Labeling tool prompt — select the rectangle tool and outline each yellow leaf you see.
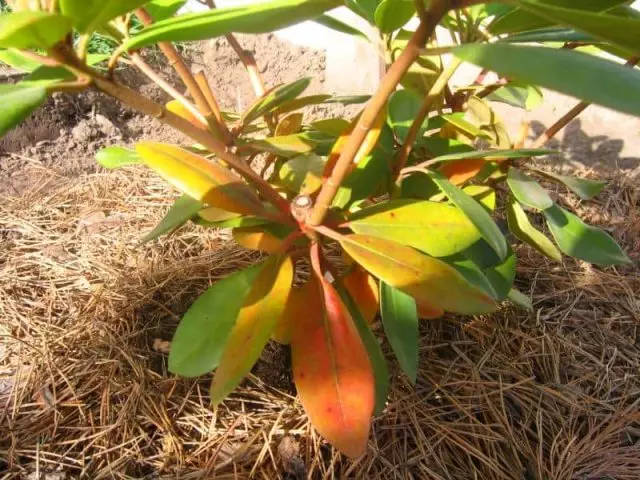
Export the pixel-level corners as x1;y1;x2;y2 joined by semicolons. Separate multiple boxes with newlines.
343;267;379;324
275;112;303;136
233;226;283;253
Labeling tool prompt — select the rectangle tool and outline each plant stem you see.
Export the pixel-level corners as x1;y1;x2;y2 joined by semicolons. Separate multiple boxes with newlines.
204;0;266;97
308;0;452;226
532;56;639;148
194;71;234;144
393;57;462;181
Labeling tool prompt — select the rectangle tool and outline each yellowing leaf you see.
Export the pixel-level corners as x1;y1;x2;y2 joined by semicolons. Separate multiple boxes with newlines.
343;267;379;324
273;280;315;344
439;158;485;186
323;107;386;178
340;235;497;315
279;153;325;195
292;276;374;458
416;300;444;320
210;255;294;404
135;142;264;216
197;205;241;223
233;226;284;253
166;100;208;130
275;112;303;136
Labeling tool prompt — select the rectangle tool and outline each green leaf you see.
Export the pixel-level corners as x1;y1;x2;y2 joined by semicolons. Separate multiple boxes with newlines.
314;14;369;42
347;199;482;258
465;96;511;148
61;0;149;33
0;84;46;138
374;0;414;33
387;89;424;143
544;205;630;265
125;0;341;49
337;280;389;415
511;0;640;56
243;131;335;157
508;288;533;310
487;82;543;111
507;167;554;210
279;153;325;195
460;240;516;301
95;146;143;169
499;27;596;44
0;48;41;72
346;0;379;23
141;194;204;244
380;282;418;384
310;118;351;136
210;255;293;404
0;12;72;49
428;148;554;165
453;44;640;117
428;171;508;260
168;262;263;377
533;169;606;200
506;198;562;262
145;0;186;21
462;185;496;212
242;77;311;125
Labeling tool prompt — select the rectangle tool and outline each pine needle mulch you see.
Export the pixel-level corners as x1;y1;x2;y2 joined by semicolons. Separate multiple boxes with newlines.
1;167;639;479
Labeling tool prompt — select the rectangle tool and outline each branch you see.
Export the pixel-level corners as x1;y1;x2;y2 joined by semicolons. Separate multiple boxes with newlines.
532;56;639;148
308;0;452;226
393;57;462;180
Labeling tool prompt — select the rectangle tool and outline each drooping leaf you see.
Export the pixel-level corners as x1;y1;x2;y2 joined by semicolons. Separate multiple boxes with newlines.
347;199;481;258
336;279;389;415
343;266;379;325
374;0;414;33
60;0;148;33
453;44;640;117
95;146;142;169
506;197;562;262
279;153;325;195
210;254;294;403
242;78;311;126
292;275;374;458
507;167;554;210
387;89;424;143
135;142;264;216
340;234;497;314
168;263;263;377
125;0;341;49
428;171;508;260
314;14;369;42
140;194;203;244
379;281;418;384
145;0;186;21
544;205;630;266
232;226;284;253
511;0;640;56
0;12;72;49
166;100;207;130
533;169;606;201
0;83;46;137
487;82;543;111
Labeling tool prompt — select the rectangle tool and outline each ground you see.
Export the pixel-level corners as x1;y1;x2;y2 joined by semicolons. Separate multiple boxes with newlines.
1;35;640;479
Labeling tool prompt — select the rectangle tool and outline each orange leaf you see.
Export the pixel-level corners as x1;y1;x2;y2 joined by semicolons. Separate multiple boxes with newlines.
166;100;208;131
439;158;485;185
233;226;283;253
323;107;385;178
416;300;444;320
292;275;374;458
210;255;294;404
272;280;314;344
135;142;264;216
343;267;379;324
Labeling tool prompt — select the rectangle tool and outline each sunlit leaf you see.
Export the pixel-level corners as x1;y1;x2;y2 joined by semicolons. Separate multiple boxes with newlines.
272;94;331;116
242;78;311;125
340;235;497;314
427;148;555;165
0;48;41;72
273;280;315;344
168;263;263;377
196;205;242;223
429;171;508;260
0;11;72;49
343;267;379;324
292;275;374;458
465;96;510;148
275;112;303;136
210;255;294;403
347;199;481;258
507;167;554;210
534;169;606;200
126;0;341;49
462;185;496;212
145;0;186;21
374;0;414;33
135;142;264;215
310;118;351;136
233;226;284;253
0;83;46;137
346;0;379;22
387;89;424;143
279;153;325;194
499;27;596;44
314;14;369;41
166;100;207;130
453;44;640;117
140;194;203;244
487;82;543;111
439;159;485;186
61;0;148;33
380;281;418;384
244;131;335;157
95;146;142;169
506;198;562;262
544;205;630;266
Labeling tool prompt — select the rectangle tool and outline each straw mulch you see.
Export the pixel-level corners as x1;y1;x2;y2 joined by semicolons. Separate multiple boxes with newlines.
1;166;639;479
